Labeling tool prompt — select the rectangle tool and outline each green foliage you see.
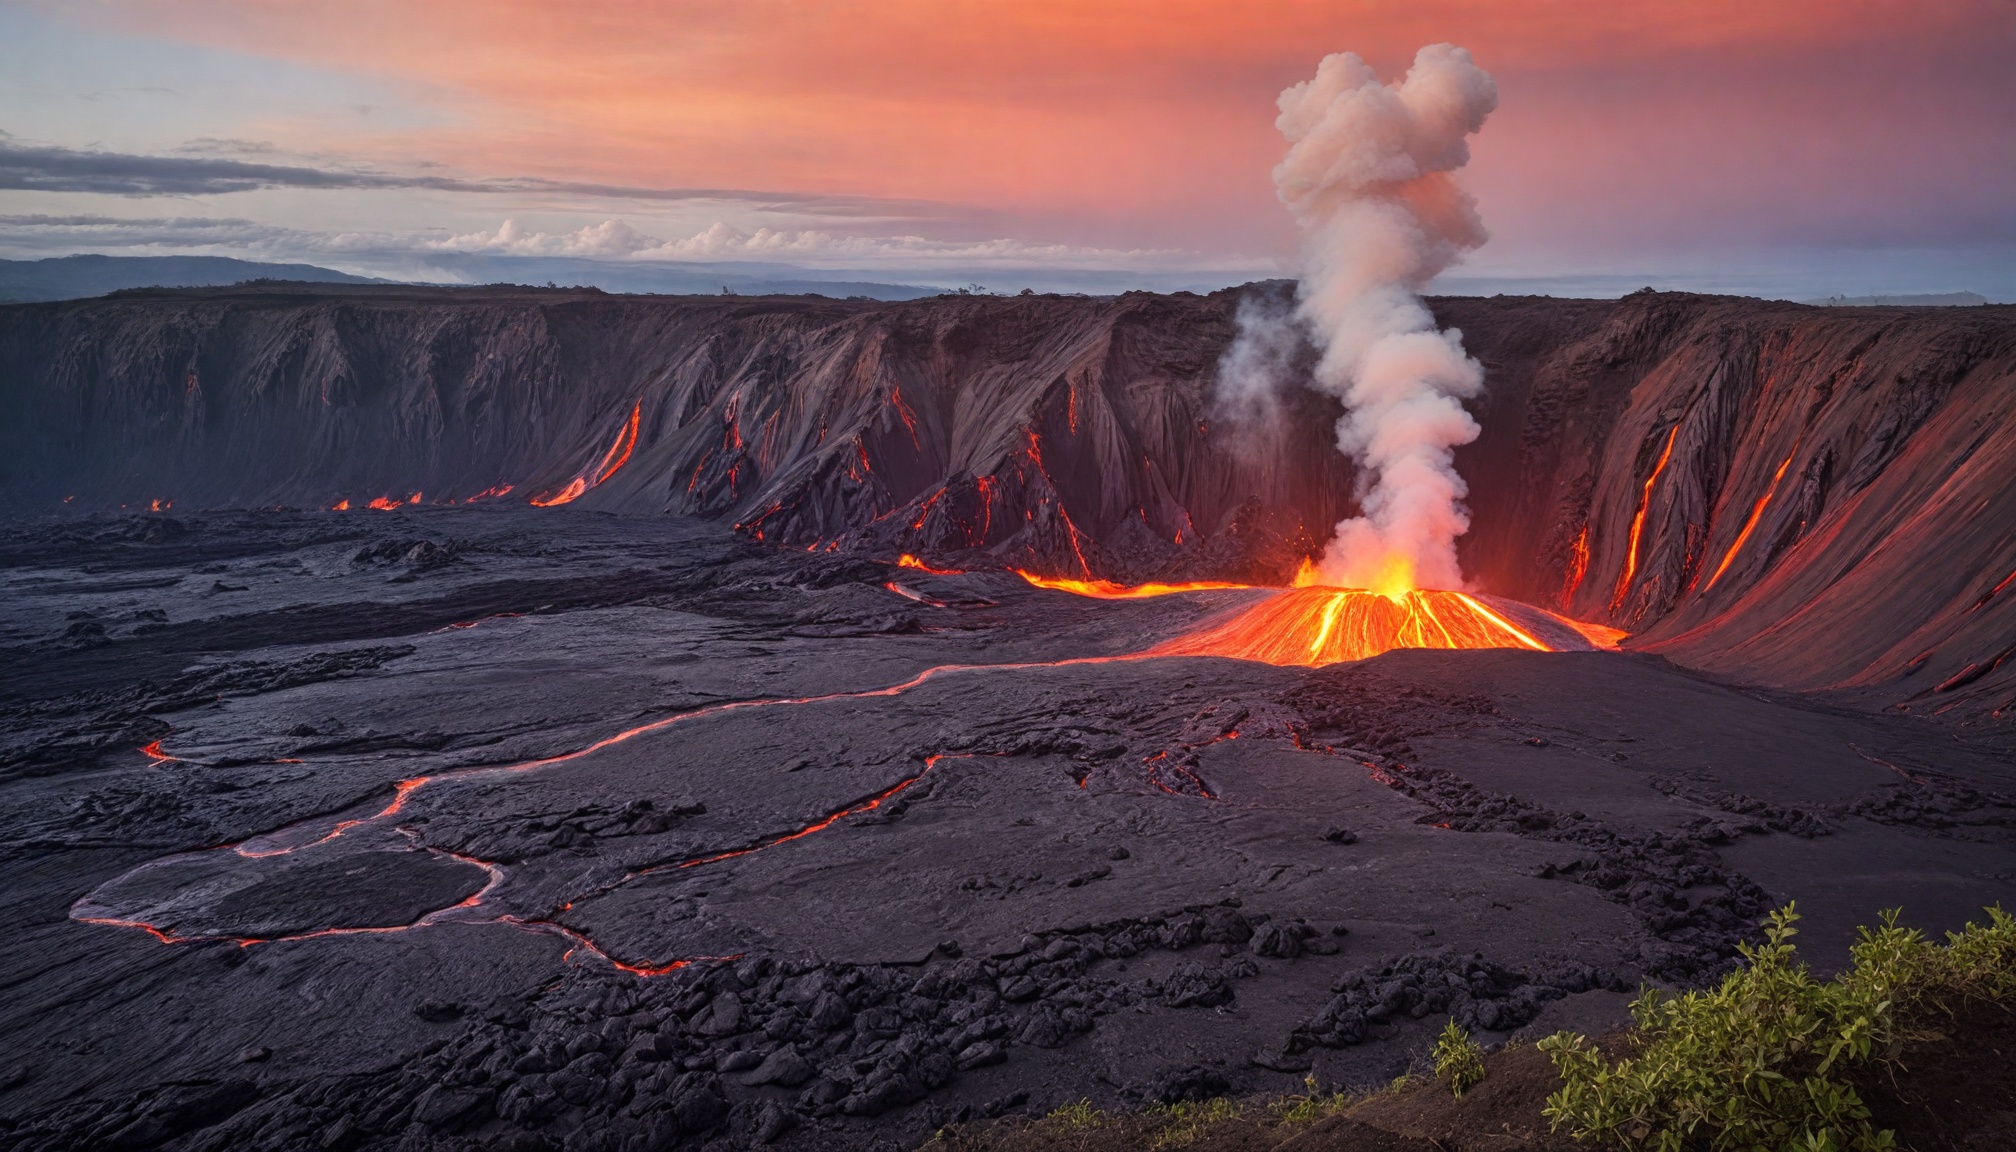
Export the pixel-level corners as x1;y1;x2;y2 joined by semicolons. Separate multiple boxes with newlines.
1040;1098;1110;1132
1539;902;2016;1151
1268;1074;1355;1125
1145;1097;1240;1148
1432;1019;1486;1098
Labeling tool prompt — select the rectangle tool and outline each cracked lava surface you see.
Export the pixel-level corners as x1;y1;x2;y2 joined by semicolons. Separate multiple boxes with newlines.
2;508;2012;1151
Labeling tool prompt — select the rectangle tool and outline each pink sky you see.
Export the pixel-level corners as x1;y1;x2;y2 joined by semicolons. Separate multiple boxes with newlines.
3;1;2011;293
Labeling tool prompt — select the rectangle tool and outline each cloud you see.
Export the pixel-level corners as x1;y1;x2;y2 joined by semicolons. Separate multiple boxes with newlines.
0;210;1257;284
423;218;1211;271
0;137;952;219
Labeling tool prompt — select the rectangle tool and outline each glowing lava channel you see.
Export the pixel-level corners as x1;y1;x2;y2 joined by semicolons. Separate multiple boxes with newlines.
1014;571;1251;598
532;401;641;507
73;659;1157;975
1612;424;1681;611
1704;447;1796;591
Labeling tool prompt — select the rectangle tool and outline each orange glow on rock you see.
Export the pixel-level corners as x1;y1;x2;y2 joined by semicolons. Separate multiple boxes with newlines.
532;401;641;506
139;740;179;763
1014;570;1250;599
895;554;963;575
1612;424;1681;611
331;499;351;511
1561;526;1589;603
1704;448;1796;591
528;478;587;507
1151;587;1552;666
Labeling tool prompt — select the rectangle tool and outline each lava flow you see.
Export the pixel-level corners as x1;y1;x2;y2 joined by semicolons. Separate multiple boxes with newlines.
532;401;641;507
1013;556;1596;665
1151;585;1551;666
1014;571;1251;598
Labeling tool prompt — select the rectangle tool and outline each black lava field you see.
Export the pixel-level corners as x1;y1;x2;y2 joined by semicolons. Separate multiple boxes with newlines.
0;285;2012;1152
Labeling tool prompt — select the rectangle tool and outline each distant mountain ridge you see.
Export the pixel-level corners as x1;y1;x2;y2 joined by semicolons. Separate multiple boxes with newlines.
0;254;383;303
0;253;946;304
1803;291;1989;307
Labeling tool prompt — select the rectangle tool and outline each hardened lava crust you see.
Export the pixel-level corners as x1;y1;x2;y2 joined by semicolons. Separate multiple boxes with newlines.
0;508;2010;1151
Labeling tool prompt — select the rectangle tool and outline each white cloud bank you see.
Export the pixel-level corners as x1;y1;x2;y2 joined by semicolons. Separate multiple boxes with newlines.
422;218;1213;272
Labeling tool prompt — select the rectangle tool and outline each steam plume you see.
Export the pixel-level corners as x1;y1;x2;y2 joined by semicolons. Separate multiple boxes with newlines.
1275;45;1498;594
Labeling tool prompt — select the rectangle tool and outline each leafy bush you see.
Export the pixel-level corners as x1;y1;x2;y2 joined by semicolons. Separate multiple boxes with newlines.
1432;1019;1486;1097
1539;902;2015;1151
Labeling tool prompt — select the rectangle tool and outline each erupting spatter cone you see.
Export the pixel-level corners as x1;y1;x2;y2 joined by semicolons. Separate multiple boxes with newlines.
1150;586;1554;666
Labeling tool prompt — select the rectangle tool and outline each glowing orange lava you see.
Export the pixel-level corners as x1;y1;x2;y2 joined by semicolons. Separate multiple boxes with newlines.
1015;570;1251;598
1612;424;1681;611
138;740;179;763
532;401;641;507
1561;526;1589;603
331;499;351;511
895;554;963;575
1705;447;1796;590
1151;586;1551;666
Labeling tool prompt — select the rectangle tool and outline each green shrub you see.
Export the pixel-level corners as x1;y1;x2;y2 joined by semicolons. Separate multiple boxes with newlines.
1432;1019;1486;1098
1268;1075;1355;1125
1040;1098;1109;1132
1146;1097;1240;1148
1538;902;2016;1151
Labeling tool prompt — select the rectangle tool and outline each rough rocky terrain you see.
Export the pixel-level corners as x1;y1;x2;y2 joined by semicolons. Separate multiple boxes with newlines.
0;508;2009;1151
1;286;2013;1150
4;285;2014;720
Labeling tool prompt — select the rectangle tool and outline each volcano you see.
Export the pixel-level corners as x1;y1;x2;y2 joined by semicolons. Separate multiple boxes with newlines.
1149;587;1605;666
1;284;2012;1152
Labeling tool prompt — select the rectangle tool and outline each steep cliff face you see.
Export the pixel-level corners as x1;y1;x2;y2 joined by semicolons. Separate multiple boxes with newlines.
1440;293;2016;720
3;283;2013;717
0;284;1352;583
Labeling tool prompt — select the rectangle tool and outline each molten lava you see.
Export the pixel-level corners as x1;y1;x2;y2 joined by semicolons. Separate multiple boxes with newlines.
1612;424;1681;611
1705;447;1796;591
1014;571;1250;598
895;554;962;575
1152;586;1551;666
532;401;641;507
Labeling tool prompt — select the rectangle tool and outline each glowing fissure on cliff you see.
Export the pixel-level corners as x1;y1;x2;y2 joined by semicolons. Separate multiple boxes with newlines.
1561;526;1589;604
1704;447;1797;591
1971;566;2016;612
1611;424;1682;612
531;401;641;507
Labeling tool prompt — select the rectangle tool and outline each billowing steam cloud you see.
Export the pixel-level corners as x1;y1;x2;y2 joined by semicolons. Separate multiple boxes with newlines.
1274;45;1498;594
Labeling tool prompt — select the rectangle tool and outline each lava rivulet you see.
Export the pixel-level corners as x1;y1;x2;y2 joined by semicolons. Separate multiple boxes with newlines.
1705;447;1797;591
532;401;641;507
1612;424;1682;611
1014;571;1251;598
1151;587;1551;667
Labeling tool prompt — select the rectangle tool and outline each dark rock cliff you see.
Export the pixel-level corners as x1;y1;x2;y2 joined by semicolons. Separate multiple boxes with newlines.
3;282;2013;718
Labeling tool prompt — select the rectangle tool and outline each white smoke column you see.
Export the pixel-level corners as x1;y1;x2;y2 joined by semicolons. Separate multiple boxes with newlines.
1211;289;1300;436
1274;45;1498;594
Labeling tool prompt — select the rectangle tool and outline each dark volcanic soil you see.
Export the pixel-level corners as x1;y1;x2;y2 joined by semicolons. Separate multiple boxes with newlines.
1;507;2010;1152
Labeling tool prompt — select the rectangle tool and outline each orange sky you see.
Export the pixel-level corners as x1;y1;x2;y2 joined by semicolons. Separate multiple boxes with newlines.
7;0;2014;288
